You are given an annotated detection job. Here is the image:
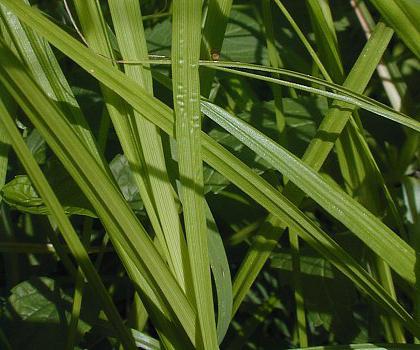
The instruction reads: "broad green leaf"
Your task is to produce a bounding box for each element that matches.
[109,154,144,213]
[1,277,71,350]
[25,129,46,164]
[222,10,267,64]
[203,165,230,194]
[1,175,95,217]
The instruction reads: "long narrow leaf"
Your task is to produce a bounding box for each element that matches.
[202,101,416,286]
[0,40,197,344]
[2,0,418,337]
[172,1,218,348]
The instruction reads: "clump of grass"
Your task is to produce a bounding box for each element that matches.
[0,1,419,349]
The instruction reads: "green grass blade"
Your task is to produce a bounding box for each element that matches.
[200,129,420,337]
[305,0,344,81]
[273,0,332,82]
[200,0,233,95]
[3,2,417,337]
[206,203,232,343]
[108,0,190,294]
[202,101,416,286]
[228,20,394,312]
[0,40,197,344]
[66,269,84,350]
[261,0,286,143]
[172,1,218,348]
[71,0,172,269]
[306,2,406,339]
[203,64,419,132]
[290,229,308,347]
[0,93,137,350]
[369,0,420,58]
[0,0,101,163]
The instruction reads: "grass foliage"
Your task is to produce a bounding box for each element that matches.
[0,0,419,349]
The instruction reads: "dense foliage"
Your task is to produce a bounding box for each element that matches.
[0,0,419,349]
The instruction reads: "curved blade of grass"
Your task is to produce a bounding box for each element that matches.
[0,40,197,344]
[228,21,397,317]
[126,57,419,132]
[108,0,190,295]
[3,0,418,336]
[273,0,332,81]
[200,126,420,337]
[5,0,417,134]
[202,101,416,286]
[203,65,419,132]
[0,93,137,350]
[206,203,232,343]
[171,1,218,348]
[306,3,406,339]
